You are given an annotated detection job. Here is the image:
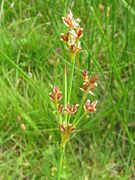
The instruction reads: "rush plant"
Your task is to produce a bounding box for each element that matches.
[49,10,98,180]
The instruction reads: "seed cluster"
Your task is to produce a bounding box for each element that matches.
[49,85,79,115]
[81,70,98,95]
[49,11,98,141]
[61,10,83,54]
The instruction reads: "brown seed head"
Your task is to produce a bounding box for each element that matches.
[84,99,97,112]
[82,70,89,81]
[49,86,62,101]
[76,27,83,39]
[62,10,74,28]
[66,103,79,114]
[89,74,98,91]
[60,123,75,133]
[58,104,63,112]
[60,32,69,42]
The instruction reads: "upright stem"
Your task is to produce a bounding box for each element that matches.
[0,0,5,25]
[65,54,76,123]
[74,88,89,123]
[58,54,76,179]
[57,146,65,180]
[64,65,67,108]
[68,54,76,103]
[74,112,86,126]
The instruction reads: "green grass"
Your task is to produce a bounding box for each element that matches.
[0,0,135,179]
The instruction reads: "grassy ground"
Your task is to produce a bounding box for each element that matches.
[0,0,135,179]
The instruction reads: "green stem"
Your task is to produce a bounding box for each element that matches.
[0,0,5,24]
[57,146,65,180]
[68,54,76,103]
[65,54,76,123]
[64,65,67,108]
[74,88,89,123]
[74,112,86,126]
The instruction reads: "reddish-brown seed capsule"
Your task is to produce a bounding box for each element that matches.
[89,74,98,91]
[76,27,83,39]
[62,10,77,28]
[60,32,69,42]
[66,103,79,114]
[90,74,98,84]
[60,124,66,132]
[49,86,62,101]
[82,70,89,81]
[84,99,97,112]
[58,104,63,112]
[60,123,75,133]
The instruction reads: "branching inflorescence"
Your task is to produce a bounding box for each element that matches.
[49,10,98,179]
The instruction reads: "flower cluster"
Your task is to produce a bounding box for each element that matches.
[49,11,98,149]
[49,86,79,115]
[48,10,100,179]
[49,86,62,106]
[60,122,75,148]
[80,70,98,112]
[84,99,97,112]
[66,103,79,115]
[81,70,98,94]
[61,10,83,54]
[60,123,74,133]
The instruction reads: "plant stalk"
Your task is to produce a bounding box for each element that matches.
[74,88,90,123]
[57,146,65,180]
[68,54,76,103]
[64,65,67,108]
[58,54,76,179]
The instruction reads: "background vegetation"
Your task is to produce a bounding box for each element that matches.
[0,0,135,179]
